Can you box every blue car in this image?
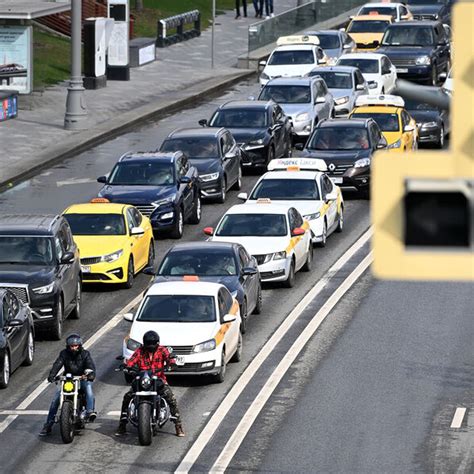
[97,151,201,239]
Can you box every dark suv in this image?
[377,21,451,85]
[296,118,387,197]
[0,215,81,340]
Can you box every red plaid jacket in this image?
[126,346,175,383]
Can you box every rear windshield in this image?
[64,214,126,236]
[268,50,315,65]
[216,214,288,237]
[250,179,320,201]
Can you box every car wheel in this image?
[284,260,295,288]
[23,329,35,366]
[70,280,81,320]
[240,298,248,335]
[170,208,184,239]
[302,245,313,272]
[252,284,263,315]
[316,222,327,248]
[214,350,226,383]
[231,332,243,363]
[232,166,243,191]
[146,241,155,268]
[0,352,10,389]
[335,207,344,233]
[124,258,134,289]
[217,177,227,204]
[188,196,201,224]
[50,298,63,341]
[436,126,444,149]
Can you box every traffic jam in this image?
[0,0,453,446]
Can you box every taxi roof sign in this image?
[256,198,272,204]
[276,35,320,46]
[268,158,327,172]
[183,275,200,281]
[355,94,405,108]
[90,197,110,203]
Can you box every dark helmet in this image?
[142,331,160,352]
[66,333,83,352]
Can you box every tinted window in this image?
[382,25,434,46]
[210,108,268,128]
[220,288,234,316]
[250,179,320,201]
[65,214,126,236]
[352,112,400,132]
[260,85,311,104]
[0,236,54,265]
[313,33,340,49]
[216,214,288,237]
[161,137,218,159]
[109,162,175,185]
[137,295,216,322]
[131,208,143,226]
[311,71,353,89]
[308,127,370,150]
[268,50,315,65]
[337,58,379,74]
[406,0,447,4]
[348,20,390,33]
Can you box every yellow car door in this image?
[126,207,147,271]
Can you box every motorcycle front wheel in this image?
[138,402,153,446]
[60,400,75,444]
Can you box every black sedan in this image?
[0,289,35,388]
[404,95,450,148]
[154,242,262,334]
[199,100,292,169]
[160,128,242,203]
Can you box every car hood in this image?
[188,158,220,175]
[329,88,353,99]
[382,131,402,146]
[407,110,438,123]
[280,103,313,118]
[264,64,316,79]
[73,235,131,258]
[298,149,371,161]
[247,199,323,217]
[211,236,288,256]
[99,185,176,205]
[229,128,267,144]
[0,264,55,285]
[154,275,239,293]
[130,321,218,346]
[408,4,444,15]
[377,45,434,57]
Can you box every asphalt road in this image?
[0,77,372,472]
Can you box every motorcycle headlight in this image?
[387,139,402,149]
[141,376,152,390]
[101,249,123,263]
[335,96,349,106]
[294,112,310,122]
[63,381,75,393]
[272,251,287,260]
[303,212,321,220]
[194,339,216,353]
[32,282,55,294]
[415,56,431,66]
[152,196,175,207]
[260,72,270,80]
[126,337,141,351]
[200,172,220,182]
[354,158,371,168]
[421,121,438,129]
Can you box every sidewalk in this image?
[0,0,298,189]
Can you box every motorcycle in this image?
[56,369,94,444]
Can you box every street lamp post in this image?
[211,0,215,68]
[64,0,88,130]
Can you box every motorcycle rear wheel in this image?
[138,402,153,446]
[60,400,75,444]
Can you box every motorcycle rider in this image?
[115,330,185,437]
[39,333,96,436]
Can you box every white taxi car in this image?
[122,279,242,383]
[237,158,344,247]
[259,35,328,86]
[205,201,312,287]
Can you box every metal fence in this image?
[248,0,364,52]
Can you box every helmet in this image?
[142,331,160,352]
[66,333,83,352]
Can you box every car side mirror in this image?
[6,318,24,327]
[373,40,380,47]
[248,95,256,101]
[142,266,155,276]
[404,124,415,132]
[291,227,306,236]
[343,43,352,50]
[237,192,248,201]
[242,266,258,276]
[123,313,134,322]
[259,60,267,68]
[339,27,346,32]
[222,314,236,323]
[224,152,235,161]
[180,175,192,184]
[315,96,326,104]
[401,14,410,20]
[294,143,304,151]
[325,191,337,202]
[61,251,75,264]
[198,119,208,127]
[97,175,107,184]
[203,227,214,236]
[130,226,145,236]
[355,84,364,90]
[439,72,447,81]
[377,136,388,149]
[368,82,378,89]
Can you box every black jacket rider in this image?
[47,347,96,382]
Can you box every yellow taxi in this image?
[350,95,418,152]
[346,14,393,51]
[62,199,155,288]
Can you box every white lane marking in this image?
[174,228,372,474]
[211,252,373,473]
[203,412,211,417]
[56,178,97,187]
[106,411,122,416]
[450,408,467,429]
[0,410,48,416]
[0,293,144,434]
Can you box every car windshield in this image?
[64,214,126,235]
[216,213,288,237]
[382,26,434,46]
[159,249,238,276]
[352,112,400,131]
[210,109,268,128]
[406,0,446,4]
[348,20,390,33]
[161,137,218,159]
[403,98,438,111]
[312,33,340,50]
[359,7,397,17]
[308,127,370,150]
[337,58,379,74]
[259,85,311,104]
[108,162,175,186]
[250,179,320,201]
[137,295,216,323]
[268,50,315,65]
[309,71,353,89]
[0,236,54,265]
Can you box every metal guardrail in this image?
[156,10,201,47]
[248,0,365,52]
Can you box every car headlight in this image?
[354,158,371,168]
[303,212,321,220]
[101,249,123,263]
[272,251,287,260]
[260,72,270,80]
[335,96,349,106]
[294,112,310,122]
[32,282,55,294]
[231,290,238,298]
[415,56,431,66]
[245,138,265,147]
[126,337,141,351]
[200,172,220,182]
[152,196,175,207]
[141,376,152,390]
[421,121,438,129]
[327,57,337,66]
[387,139,402,149]
[194,339,216,353]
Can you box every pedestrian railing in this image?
[157,10,201,47]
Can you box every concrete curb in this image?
[0,69,256,192]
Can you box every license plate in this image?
[175,356,185,366]
[396,68,408,73]
[330,177,343,184]
[81,265,91,273]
